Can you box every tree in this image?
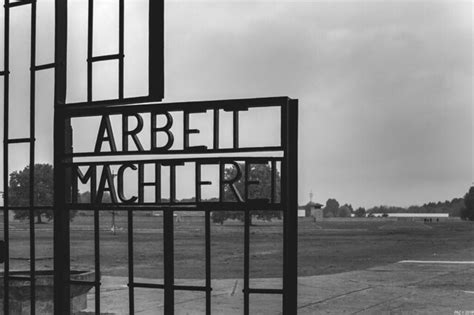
[211,163,281,224]
[337,205,352,217]
[461,186,474,221]
[354,207,366,217]
[323,198,339,218]
[8,164,77,223]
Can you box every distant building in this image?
[298,201,323,219]
[387,213,449,221]
[368,213,450,221]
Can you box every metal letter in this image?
[118,163,138,203]
[94,115,117,153]
[183,110,207,151]
[96,165,119,203]
[151,111,174,151]
[195,162,212,202]
[138,162,162,203]
[122,113,145,152]
[219,161,244,202]
[73,165,97,203]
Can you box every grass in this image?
[2,214,474,280]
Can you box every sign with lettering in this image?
[64,97,296,211]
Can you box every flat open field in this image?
[2,214,474,280]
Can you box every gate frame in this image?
[53,2,298,315]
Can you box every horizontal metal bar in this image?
[0,206,53,210]
[59,96,161,108]
[68,147,283,158]
[66,202,284,212]
[5,0,35,8]
[247,288,283,294]
[174,285,211,292]
[59,96,291,115]
[7,138,33,144]
[69,280,100,286]
[66,156,282,166]
[89,54,123,63]
[33,63,55,71]
[0,71,9,76]
[130,282,164,289]
[130,283,211,292]
[9,276,33,281]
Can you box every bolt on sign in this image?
[53,1,298,315]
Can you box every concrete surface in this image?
[84,262,474,314]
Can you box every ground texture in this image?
[2,216,474,313]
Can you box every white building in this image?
[386,213,449,221]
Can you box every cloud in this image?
[0,0,471,208]
[166,0,472,206]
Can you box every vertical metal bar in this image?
[118,0,124,100]
[53,116,72,315]
[233,110,239,149]
[219,162,224,203]
[213,109,219,150]
[163,211,174,314]
[243,163,250,315]
[29,1,37,313]
[2,1,10,313]
[128,209,134,314]
[148,0,164,100]
[169,164,176,204]
[87,0,93,102]
[195,162,201,202]
[94,207,101,314]
[282,100,298,314]
[271,160,276,204]
[183,110,190,149]
[281,103,288,315]
[54,0,70,313]
[205,210,211,315]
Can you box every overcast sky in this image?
[0,0,472,208]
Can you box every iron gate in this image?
[2,1,298,314]
[2,1,56,314]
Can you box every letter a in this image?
[95,115,117,153]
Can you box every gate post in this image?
[283,99,298,314]
[53,0,71,314]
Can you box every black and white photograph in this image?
[0,0,472,314]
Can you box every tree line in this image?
[322,194,472,219]
[5,164,474,223]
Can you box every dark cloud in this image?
[165,0,472,207]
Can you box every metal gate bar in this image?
[284,99,299,312]
[94,207,101,314]
[52,1,298,314]
[2,0,55,313]
[127,209,134,313]
[2,2,10,313]
[58,98,297,314]
[54,1,164,314]
[28,1,37,313]
[53,1,70,313]
[69,0,163,107]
